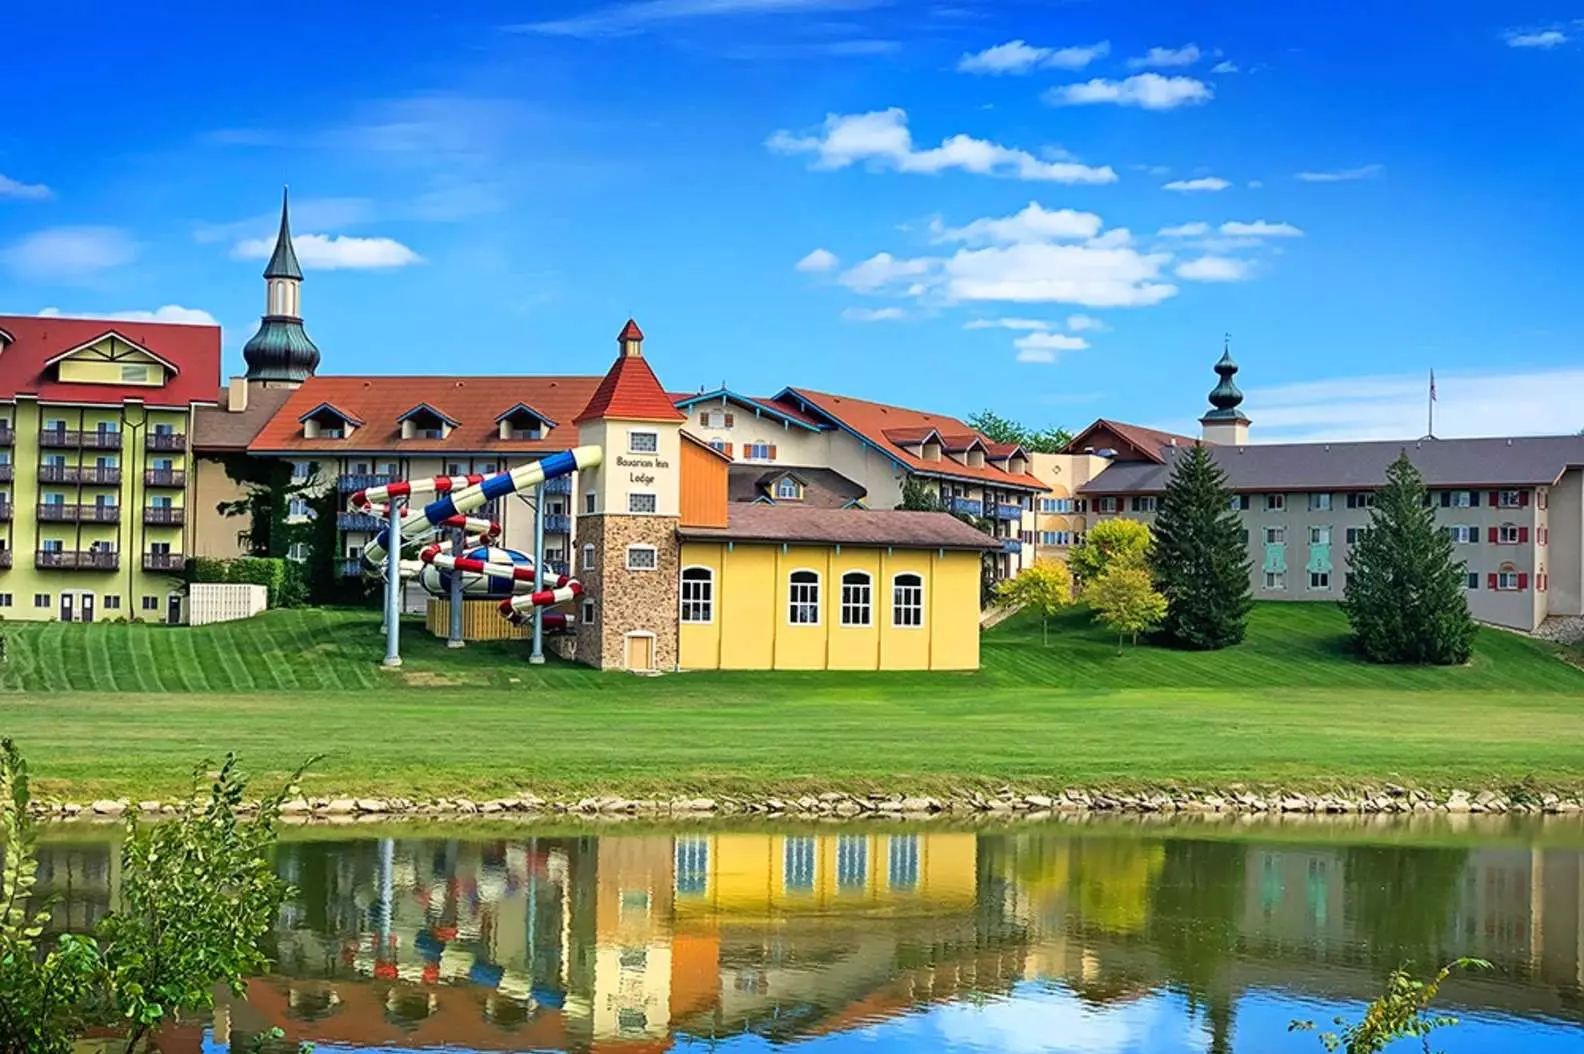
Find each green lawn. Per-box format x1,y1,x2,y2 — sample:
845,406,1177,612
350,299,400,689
2,603,1582,800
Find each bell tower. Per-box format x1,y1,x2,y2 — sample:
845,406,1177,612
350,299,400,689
241,187,321,385
1199,340,1250,445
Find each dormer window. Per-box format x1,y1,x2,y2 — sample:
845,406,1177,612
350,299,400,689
298,403,362,440
967,448,986,468
398,403,457,441
1008,455,1027,475
922,440,942,462
497,402,555,441
45,331,175,388
773,476,804,502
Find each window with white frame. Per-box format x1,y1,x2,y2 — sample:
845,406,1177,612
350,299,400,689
1264,526,1285,545
1346,526,1368,545
581,598,596,624
1447,525,1476,544
1497,567,1520,590
704,410,727,429
680,566,713,623
1266,493,1286,511
1309,571,1330,590
893,573,924,627
628,492,657,514
840,571,872,627
581,544,595,570
788,570,820,624
290,461,312,481
287,498,312,519
1309,525,1331,546
584,492,597,515
1347,492,1377,509
628,431,659,454
1130,496,1157,512
1309,493,1332,512
774,477,802,501
1229,494,1251,511
1498,490,1523,508
1098,496,1119,514
746,441,772,461
286,542,309,562
626,545,657,570
1450,490,1473,508
1264,571,1285,590
1498,523,1520,544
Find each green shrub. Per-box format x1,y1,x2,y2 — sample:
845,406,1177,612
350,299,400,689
185,556,298,607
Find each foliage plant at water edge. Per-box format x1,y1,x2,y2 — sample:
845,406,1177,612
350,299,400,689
1291,958,1490,1053
0,740,312,1053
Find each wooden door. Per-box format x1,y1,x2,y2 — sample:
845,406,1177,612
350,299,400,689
626,634,654,671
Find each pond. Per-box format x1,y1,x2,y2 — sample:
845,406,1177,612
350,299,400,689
34,817,1584,1052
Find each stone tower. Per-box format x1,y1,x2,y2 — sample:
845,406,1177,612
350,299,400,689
572,320,686,671
241,187,321,385
1199,342,1250,445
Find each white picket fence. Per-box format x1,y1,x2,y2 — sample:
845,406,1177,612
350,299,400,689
188,583,267,626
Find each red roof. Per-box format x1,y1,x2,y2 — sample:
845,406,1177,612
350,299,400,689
248,374,604,453
778,387,1047,490
0,314,220,409
574,329,687,425
1061,418,1199,463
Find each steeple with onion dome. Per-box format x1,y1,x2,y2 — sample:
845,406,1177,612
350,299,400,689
242,187,321,385
1199,337,1250,445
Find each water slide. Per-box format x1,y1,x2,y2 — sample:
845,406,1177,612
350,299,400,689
350,446,602,630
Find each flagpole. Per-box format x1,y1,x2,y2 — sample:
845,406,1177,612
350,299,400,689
1427,369,1435,438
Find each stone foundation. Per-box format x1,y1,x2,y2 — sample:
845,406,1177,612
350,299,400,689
573,514,680,670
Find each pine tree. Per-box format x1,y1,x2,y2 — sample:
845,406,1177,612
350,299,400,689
1149,443,1253,649
1342,452,1477,664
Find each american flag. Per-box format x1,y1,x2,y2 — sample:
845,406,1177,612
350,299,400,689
1430,370,1437,402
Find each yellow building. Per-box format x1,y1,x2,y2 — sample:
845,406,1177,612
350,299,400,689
0,315,216,622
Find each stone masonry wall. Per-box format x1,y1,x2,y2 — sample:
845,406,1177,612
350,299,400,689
574,515,680,670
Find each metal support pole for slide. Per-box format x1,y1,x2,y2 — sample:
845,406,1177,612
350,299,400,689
382,499,403,667
447,524,465,649
530,480,546,664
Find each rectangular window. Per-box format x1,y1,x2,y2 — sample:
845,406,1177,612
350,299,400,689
745,441,772,461
1130,496,1157,512
584,492,596,515
1309,571,1330,590
1309,526,1331,545
1238,528,1250,546
840,573,872,627
1450,490,1473,508
286,542,309,562
1347,492,1376,509
1346,527,1368,545
1264,526,1285,545
892,574,924,628
1447,525,1476,544
675,837,709,895
287,498,311,518
784,837,816,892
0,595,9,608
346,546,363,561
627,492,657,514
680,567,713,623
120,364,150,383
836,835,868,890
1266,494,1286,511
626,546,657,571
1264,571,1285,590
1499,524,1520,544
888,835,920,891
628,431,659,454
581,544,595,570
1466,572,1480,590
103,594,121,610
1498,571,1520,590
1098,496,1119,514
1309,493,1332,511
34,594,50,608
581,598,596,624
1499,490,1523,509
704,409,727,429
142,596,159,611
788,571,821,625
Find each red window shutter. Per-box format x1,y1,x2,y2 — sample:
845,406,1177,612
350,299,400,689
1488,573,1499,591
1488,526,1498,544
768,444,778,460
699,412,709,427
1519,573,1528,591
724,443,734,457
1489,491,1500,507
1520,490,1530,507
1519,527,1529,543
725,413,735,427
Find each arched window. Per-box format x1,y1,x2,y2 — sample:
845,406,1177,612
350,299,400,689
893,573,924,628
840,571,872,626
680,566,713,623
1497,562,1520,591
788,570,820,625
775,477,803,501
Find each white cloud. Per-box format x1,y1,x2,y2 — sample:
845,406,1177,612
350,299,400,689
1157,221,1210,237
957,39,1110,74
841,306,906,322
37,305,219,326
963,317,1051,331
1219,220,1303,237
839,252,932,293
795,247,840,272
0,174,52,201
1066,313,1107,331
3,226,135,281
1014,331,1089,363
947,242,1177,306
1163,176,1230,192
1211,60,1238,73
194,197,376,245
1127,43,1201,68
767,108,1117,183
1247,179,1264,188
1247,368,1584,442
1506,29,1568,48
929,202,1103,245
233,233,421,270
1175,255,1253,281
1046,74,1212,110
509,0,879,36
1296,164,1383,182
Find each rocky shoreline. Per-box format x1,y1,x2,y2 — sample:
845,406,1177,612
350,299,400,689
30,784,1584,824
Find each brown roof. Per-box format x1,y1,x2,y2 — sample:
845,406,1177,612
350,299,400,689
247,375,602,453
191,385,295,452
574,322,687,425
728,465,867,508
678,503,998,550
777,388,1046,490
1061,418,1199,464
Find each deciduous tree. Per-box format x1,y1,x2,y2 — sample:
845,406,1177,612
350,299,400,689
1070,517,1152,586
994,558,1074,644
1150,444,1253,649
1086,566,1167,652
967,410,1073,454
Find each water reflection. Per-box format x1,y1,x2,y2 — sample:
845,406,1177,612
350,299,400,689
32,824,1584,1052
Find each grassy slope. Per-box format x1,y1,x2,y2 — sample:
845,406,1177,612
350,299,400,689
2,604,1582,799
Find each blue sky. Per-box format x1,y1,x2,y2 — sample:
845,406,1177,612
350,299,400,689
3,0,1582,442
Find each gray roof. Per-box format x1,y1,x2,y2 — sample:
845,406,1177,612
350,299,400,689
728,465,867,508
1081,435,1584,494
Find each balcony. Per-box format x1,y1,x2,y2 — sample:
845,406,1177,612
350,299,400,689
36,465,119,485
142,552,186,573
338,473,397,493
337,511,386,532
546,513,572,534
544,476,572,495
146,432,187,452
546,560,570,578
81,430,122,450
0,550,10,569
340,558,367,577
144,469,186,488
37,503,119,523
0,424,12,446
1001,538,1023,554
948,497,983,517
0,502,9,522
995,503,1024,521
144,506,185,526
0,464,10,483
41,429,123,450
36,550,120,571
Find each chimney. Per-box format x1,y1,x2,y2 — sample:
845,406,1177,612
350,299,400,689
226,376,249,413
618,318,645,358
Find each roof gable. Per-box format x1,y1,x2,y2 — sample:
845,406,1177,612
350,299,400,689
494,401,559,427
674,388,825,431
1062,418,1197,463
0,314,220,410
396,401,459,427
681,430,733,463
297,401,364,427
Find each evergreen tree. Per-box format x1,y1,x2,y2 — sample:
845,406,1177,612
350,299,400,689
1149,444,1253,649
1342,452,1477,664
